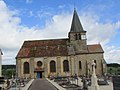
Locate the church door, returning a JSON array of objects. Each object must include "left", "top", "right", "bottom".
[{"left": 37, "top": 72, "right": 42, "bottom": 78}]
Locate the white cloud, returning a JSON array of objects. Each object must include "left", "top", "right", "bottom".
[
  {"left": 0, "top": 1, "right": 120, "bottom": 64},
  {"left": 104, "top": 45, "right": 120, "bottom": 63},
  {"left": 37, "top": 9, "right": 53, "bottom": 20}
]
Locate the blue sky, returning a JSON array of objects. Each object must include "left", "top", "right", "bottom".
[
  {"left": 4, "top": 0, "right": 120, "bottom": 26},
  {"left": 0, "top": 0, "right": 120, "bottom": 64}
]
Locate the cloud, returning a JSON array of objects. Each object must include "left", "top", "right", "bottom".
[
  {"left": 0, "top": 1, "right": 120, "bottom": 64},
  {"left": 26, "top": 0, "right": 32, "bottom": 4},
  {"left": 36, "top": 7, "right": 54, "bottom": 20},
  {"left": 104, "top": 45, "right": 120, "bottom": 63},
  {"left": 58, "top": 5, "right": 65, "bottom": 9}
]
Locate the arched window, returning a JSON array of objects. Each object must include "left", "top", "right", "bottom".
[
  {"left": 50, "top": 61, "right": 56, "bottom": 72},
  {"left": 94, "top": 60, "right": 97, "bottom": 68},
  {"left": 24, "top": 62, "right": 29, "bottom": 74},
  {"left": 79, "top": 61, "right": 82, "bottom": 69},
  {"left": 63, "top": 60, "right": 69, "bottom": 72},
  {"left": 37, "top": 61, "right": 42, "bottom": 67}
]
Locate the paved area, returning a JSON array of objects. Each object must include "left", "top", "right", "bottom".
[
  {"left": 88, "top": 82, "right": 113, "bottom": 90},
  {"left": 99, "top": 81, "right": 113, "bottom": 90},
  {"left": 21, "top": 79, "right": 34, "bottom": 90},
  {"left": 28, "top": 79, "right": 58, "bottom": 90}
]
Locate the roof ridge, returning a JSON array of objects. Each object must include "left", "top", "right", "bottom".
[
  {"left": 87, "top": 44, "right": 101, "bottom": 46},
  {"left": 24, "top": 38, "right": 68, "bottom": 42}
]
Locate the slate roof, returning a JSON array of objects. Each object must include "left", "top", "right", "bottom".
[
  {"left": 70, "top": 9, "right": 85, "bottom": 32},
  {"left": 16, "top": 39, "right": 104, "bottom": 58}
]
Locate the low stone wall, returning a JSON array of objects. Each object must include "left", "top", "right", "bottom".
[{"left": 21, "top": 79, "right": 34, "bottom": 90}]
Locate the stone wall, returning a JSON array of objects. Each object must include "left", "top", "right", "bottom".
[{"left": 16, "top": 53, "right": 107, "bottom": 78}]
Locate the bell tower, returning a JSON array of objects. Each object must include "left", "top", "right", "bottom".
[{"left": 68, "top": 9, "right": 87, "bottom": 53}]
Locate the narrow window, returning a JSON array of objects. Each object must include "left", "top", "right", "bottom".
[
  {"left": 79, "top": 34, "right": 81, "bottom": 40},
  {"left": 24, "top": 62, "right": 30, "bottom": 74},
  {"left": 63, "top": 60, "right": 69, "bottom": 72},
  {"left": 50, "top": 60, "right": 56, "bottom": 72},
  {"left": 94, "top": 60, "right": 97, "bottom": 68},
  {"left": 75, "top": 34, "right": 78, "bottom": 40},
  {"left": 79, "top": 61, "right": 82, "bottom": 69}
]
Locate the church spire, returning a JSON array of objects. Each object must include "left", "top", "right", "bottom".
[{"left": 70, "top": 9, "right": 85, "bottom": 32}]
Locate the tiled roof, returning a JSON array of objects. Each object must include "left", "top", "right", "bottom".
[
  {"left": 87, "top": 44, "right": 104, "bottom": 53},
  {"left": 16, "top": 39, "right": 104, "bottom": 58},
  {"left": 16, "top": 39, "right": 68, "bottom": 58}
]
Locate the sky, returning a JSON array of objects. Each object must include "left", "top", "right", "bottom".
[{"left": 0, "top": 0, "right": 120, "bottom": 65}]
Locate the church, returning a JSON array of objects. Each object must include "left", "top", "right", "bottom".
[{"left": 16, "top": 9, "right": 107, "bottom": 78}]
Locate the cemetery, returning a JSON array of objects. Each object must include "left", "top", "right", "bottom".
[{"left": 47, "top": 60, "right": 115, "bottom": 90}]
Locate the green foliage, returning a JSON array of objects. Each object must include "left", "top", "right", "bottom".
[
  {"left": 107, "top": 63, "right": 120, "bottom": 67},
  {"left": 107, "top": 63, "right": 120, "bottom": 75},
  {"left": 1, "top": 65, "right": 16, "bottom": 79},
  {"left": 2, "top": 69, "right": 16, "bottom": 79},
  {"left": 107, "top": 67, "right": 120, "bottom": 75}
]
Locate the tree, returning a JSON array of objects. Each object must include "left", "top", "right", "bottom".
[{"left": 2, "top": 69, "right": 16, "bottom": 79}]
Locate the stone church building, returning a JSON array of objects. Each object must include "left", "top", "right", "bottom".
[{"left": 16, "top": 10, "right": 107, "bottom": 78}]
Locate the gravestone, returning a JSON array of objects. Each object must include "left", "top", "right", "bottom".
[
  {"left": 98, "top": 74, "right": 109, "bottom": 85},
  {"left": 0, "top": 77, "right": 4, "bottom": 84},
  {"left": 113, "top": 76, "right": 120, "bottom": 90},
  {"left": 104, "top": 74, "right": 108, "bottom": 84},
  {"left": 82, "top": 77, "right": 88, "bottom": 90}
]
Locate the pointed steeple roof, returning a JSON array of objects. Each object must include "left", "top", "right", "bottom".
[{"left": 70, "top": 9, "right": 85, "bottom": 32}]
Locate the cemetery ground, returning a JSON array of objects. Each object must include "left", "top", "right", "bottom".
[
  {"left": 46, "top": 75, "right": 113, "bottom": 90},
  {"left": 0, "top": 74, "right": 117, "bottom": 90},
  {"left": 0, "top": 63, "right": 120, "bottom": 90}
]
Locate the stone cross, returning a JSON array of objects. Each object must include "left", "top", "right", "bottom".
[
  {"left": 90, "top": 60, "right": 100, "bottom": 90},
  {"left": 92, "top": 60, "right": 96, "bottom": 75}
]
